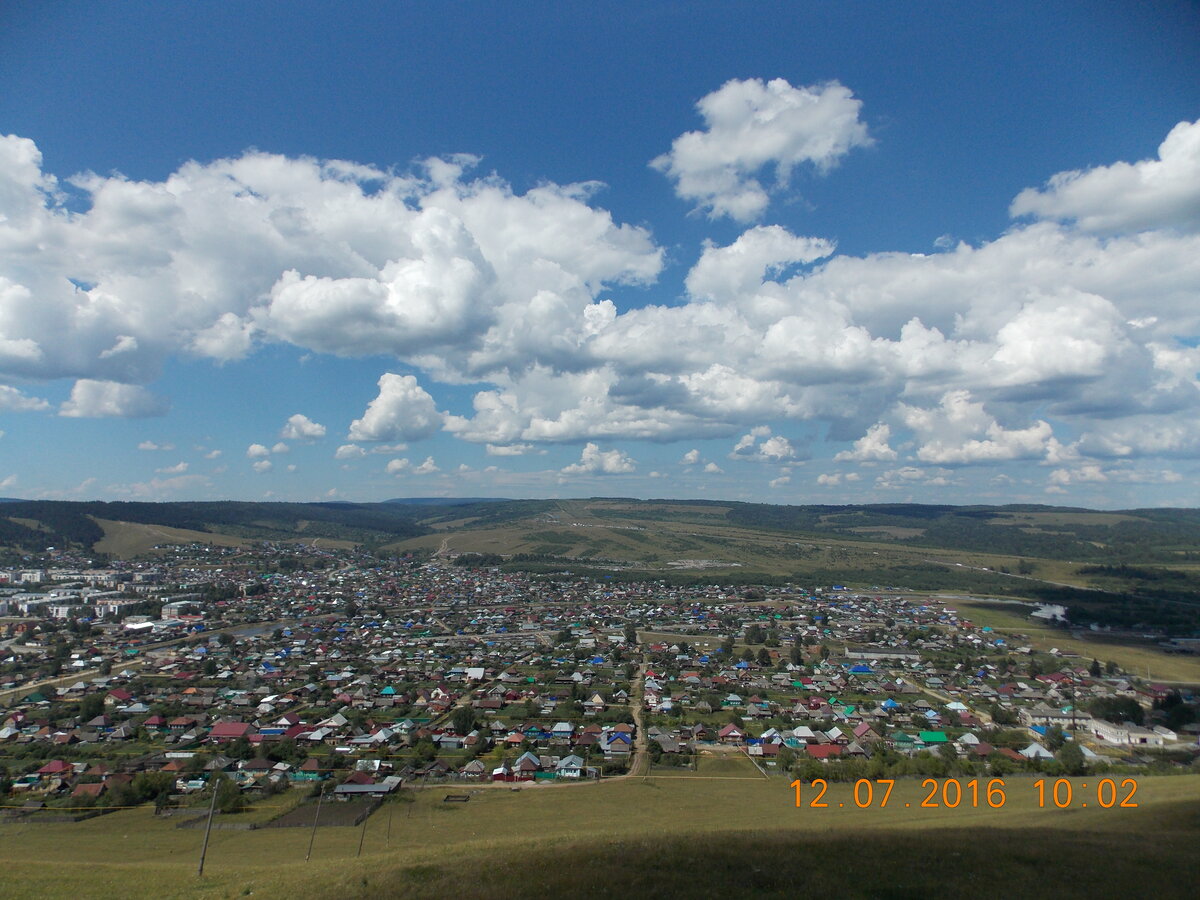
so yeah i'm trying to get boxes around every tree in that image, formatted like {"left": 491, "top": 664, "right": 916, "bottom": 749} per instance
{"left": 212, "top": 772, "right": 246, "bottom": 814}
{"left": 1044, "top": 725, "right": 1066, "bottom": 751}
{"left": 1056, "top": 740, "right": 1086, "bottom": 776}
{"left": 776, "top": 746, "right": 796, "bottom": 771}
{"left": 79, "top": 692, "right": 105, "bottom": 722}
{"left": 756, "top": 648, "right": 771, "bottom": 667}
{"left": 819, "top": 644, "right": 831, "bottom": 661}
{"left": 1089, "top": 658, "right": 1101, "bottom": 678}
{"left": 452, "top": 706, "right": 477, "bottom": 736}
{"left": 1088, "top": 696, "right": 1144, "bottom": 726}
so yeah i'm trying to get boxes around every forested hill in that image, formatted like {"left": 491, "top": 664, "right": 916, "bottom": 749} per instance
{"left": 3, "top": 498, "right": 1200, "bottom": 566}
{"left": 0, "top": 499, "right": 432, "bottom": 552}
{"left": 718, "top": 502, "right": 1200, "bottom": 563}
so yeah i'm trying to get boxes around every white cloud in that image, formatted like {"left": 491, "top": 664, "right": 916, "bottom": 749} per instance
{"left": 204, "top": 449, "right": 222, "bottom": 459}
{"left": 703, "top": 462, "right": 724, "bottom": 474}
{"left": 335, "top": 443, "right": 366, "bottom": 460}
{"left": 280, "top": 413, "right": 326, "bottom": 441}
{"left": 413, "top": 456, "right": 439, "bottom": 475}
{"left": 385, "top": 457, "right": 411, "bottom": 474}
{"left": 4, "top": 114, "right": 1200, "bottom": 489}
{"left": 769, "top": 474, "right": 790, "bottom": 488}
{"left": 246, "top": 443, "right": 270, "bottom": 458}
{"left": 0, "top": 385, "right": 48, "bottom": 412}
{"left": 1011, "top": 119, "right": 1200, "bottom": 233}
{"left": 0, "top": 140, "right": 660, "bottom": 400}
{"left": 271, "top": 442, "right": 290, "bottom": 454}
{"left": 652, "top": 78, "right": 871, "bottom": 221}
{"left": 348, "top": 373, "right": 443, "bottom": 442}
{"left": 59, "top": 380, "right": 167, "bottom": 418}
{"left": 486, "top": 443, "right": 536, "bottom": 456}
{"left": 685, "top": 226, "right": 835, "bottom": 303}
{"left": 155, "top": 461, "right": 188, "bottom": 475}
{"left": 730, "top": 426, "right": 797, "bottom": 462}
{"left": 901, "top": 391, "right": 1057, "bottom": 465}
{"left": 1, "top": 474, "right": 17, "bottom": 489}
{"left": 816, "top": 473, "right": 841, "bottom": 486}
{"left": 107, "top": 473, "right": 209, "bottom": 499}
{"left": 252, "top": 459, "right": 272, "bottom": 473}
{"left": 561, "top": 442, "right": 636, "bottom": 475}
{"left": 137, "top": 440, "right": 174, "bottom": 451}
{"left": 680, "top": 449, "right": 701, "bottom": 465}
{"left": 834, "top": 423, "right": 897, "bottom": 462}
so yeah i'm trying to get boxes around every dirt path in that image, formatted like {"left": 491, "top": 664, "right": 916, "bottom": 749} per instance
{"left": 628, "top": 660, "right": 649, "bottom": 777}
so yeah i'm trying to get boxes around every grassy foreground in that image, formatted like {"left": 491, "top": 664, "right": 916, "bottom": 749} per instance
{"left": 0, "top": 775, "right": 1196, "bottom": 899}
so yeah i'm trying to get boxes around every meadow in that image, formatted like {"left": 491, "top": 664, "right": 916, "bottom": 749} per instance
{"left": 945, "top": 596, "right": 1200, "bottom": 683}
{"left": 1, "top": 774, "right": 1196, "bottom": 899}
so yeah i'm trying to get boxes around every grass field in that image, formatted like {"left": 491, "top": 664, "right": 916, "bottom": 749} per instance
{"left": 93, "top": 518, "right": 253, "bottom": 557}
{"left": 943, "top": 596, "right": 1200, "bottom": 683}
{"left": 92, "top": 518, "right": 359, "bottom": 556}
{"left": 0, "top": 775, "right": 1196, "bottom": 899}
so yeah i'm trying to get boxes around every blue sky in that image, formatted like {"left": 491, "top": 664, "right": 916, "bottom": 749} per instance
{"left": 2, "top": 2, "right": 1199, "bottom": 507}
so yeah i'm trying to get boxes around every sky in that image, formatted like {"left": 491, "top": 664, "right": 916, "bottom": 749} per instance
{"left": 1, "top": 1, "right": 1199, "bottom": 509}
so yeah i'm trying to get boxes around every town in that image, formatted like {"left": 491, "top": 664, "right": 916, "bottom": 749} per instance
{"left": 1, "top": 538, "right": 1195, "bottom": 821}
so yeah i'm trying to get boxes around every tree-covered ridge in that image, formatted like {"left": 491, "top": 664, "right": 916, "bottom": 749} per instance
{"left": 0, "top": 500, "right": 432, "bottom": 551}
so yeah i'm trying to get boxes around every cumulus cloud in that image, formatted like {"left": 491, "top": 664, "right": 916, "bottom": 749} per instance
{"left": 1011, "top": 119, "right": 1200, "bottom": 233}
{"left": 730, "top": 426, "right": 798, "bottom": 462}
{"left": 652, "top": 78, "right": 871, "bottom": 221}
{"left": 0, "top": 385, "right": 49, "bottom": 412}
{"left": 385, "top": 457, "right": 411, "bottom": 474}
{"left": 412, "top": 456, "right": 439, "bottom": 475}
{"left": 680, "top": 449, "right": 701, "bottom": 465}
{"left": 0, "top": 139, "right": 661, "bottom": 400}
{"left": 901, "top": 391, "right": 1059, "bottom": 465}
{"left": 107, "top": 473, "right": 209, "bottom": 499}
{"left": 280, "top": 413, "right": 326, "bottom": 441}
{"left": 246, "top": 443, "right": 271, "bottom": 458}
{"left": 155, "top": 461, "right": 188, "bottom": 475}
{"left": 348, "top": 373, "right": 443, "bottom": 442}
{"left": 251, "top": 459, "right": 272, "bottom": 473}
{"left": 834, "top": 423, "right": 897, "bottom": 462}
{"left": 137, "top": 440, "right": 174, "bottom": 451}
{"left": 485, "top": 443, "right": 537, "bottom": 456}
{"left": 561, "top": 442, "right": 636, "bottom": 475}
{"left": 335, "top": 443, "right": 366, "bottom": 460}
{"left": 59, "top": 380, "right": 167, "bottom": 418}
{"left": 703, "top": 461, "right": 724, "bottom": 474}
{"left": 5, "top": 110, "right": 1200, "bottom": 493}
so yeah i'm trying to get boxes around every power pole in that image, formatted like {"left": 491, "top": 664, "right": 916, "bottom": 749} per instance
{"left": 196, "top": 776, "right": 220, "bottom": 877}
{"left": 305, "top": 787, "right": 326, "bottom": 862}
{"left": 356, "top": 808, "right": 368, "bottom": 857}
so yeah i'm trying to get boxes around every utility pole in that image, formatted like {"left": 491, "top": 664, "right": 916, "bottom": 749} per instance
{"left": 356, "top": 809, "right": 368, "bottom": 857}
{"left": 196, "top": 775, "right": 220, "bottom": 877}
{"left": 305, "top": 787, "right": 326, "bottom": 862}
